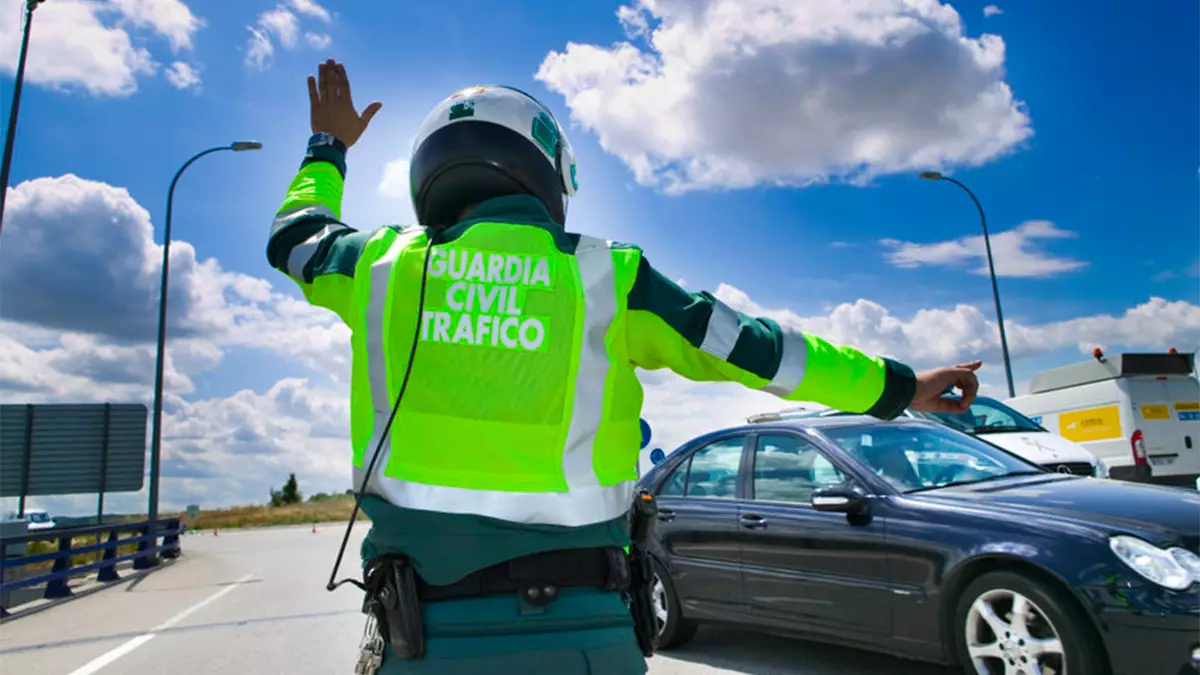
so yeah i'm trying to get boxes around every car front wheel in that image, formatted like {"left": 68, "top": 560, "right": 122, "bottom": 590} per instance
{"left": 953, "top": 570, "right": 1106, "bottom": 675}
{"left": 649, "top": 558, "right": 697, "bottom": 649}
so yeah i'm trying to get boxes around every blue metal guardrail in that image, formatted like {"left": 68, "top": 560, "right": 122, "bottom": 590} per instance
{"left": 0, "top": 517, "right": 183, "bottom": 615}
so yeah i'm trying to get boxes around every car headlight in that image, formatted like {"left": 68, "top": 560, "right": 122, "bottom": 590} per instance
{"left": 1110, "top": 535, "right": 1196, "bottom": 590}
{"left": 1169, "top": 547, "right": 1200, "bottom": 579}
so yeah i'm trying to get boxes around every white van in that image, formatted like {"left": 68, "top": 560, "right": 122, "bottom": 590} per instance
{"left": 4, "top": 509, "right": 55, "bottom": 531}
{"left": 749, "top": 395, "right": 1106, "bottom": 477}
{"left": 1005, "top": 351, "right": 1199, "bottom": 487}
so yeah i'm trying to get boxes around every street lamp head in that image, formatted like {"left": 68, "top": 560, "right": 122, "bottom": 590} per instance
{"left": 919, "top": 171, "right": 943, "bottom": 181}
{"left": 230, "top": 141, "right": 263, "bottom": 152}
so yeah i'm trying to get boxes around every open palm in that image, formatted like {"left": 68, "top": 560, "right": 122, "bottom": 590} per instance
{"left": 308, "top": 59, "right": 381, "bottom": 148}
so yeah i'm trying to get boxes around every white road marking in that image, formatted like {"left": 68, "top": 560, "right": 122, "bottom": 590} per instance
{"left": 66, "top": 571, "right": 258, "bottom": 675}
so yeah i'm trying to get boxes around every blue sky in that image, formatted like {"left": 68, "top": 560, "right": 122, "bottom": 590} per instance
{"left": 1, "top": 0, "right": 1197, "bottom": 513}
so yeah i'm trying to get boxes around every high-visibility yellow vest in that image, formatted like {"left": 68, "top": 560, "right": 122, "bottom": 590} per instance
{"left": 341, "top": 220, "right": 645, "bottom": 526}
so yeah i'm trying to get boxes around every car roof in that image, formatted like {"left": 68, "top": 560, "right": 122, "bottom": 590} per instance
{"left": 724, "top": 414, "right": 935, "bottom": 436}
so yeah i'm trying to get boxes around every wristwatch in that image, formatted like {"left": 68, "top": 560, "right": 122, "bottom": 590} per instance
{"left": 308, "top": 132, "right": 347, "bottom": 155}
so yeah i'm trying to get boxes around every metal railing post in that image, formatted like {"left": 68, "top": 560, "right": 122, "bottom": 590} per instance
{"left": 44, "top": 535, "right": 74, "bottom": 598}
{"left": 97, "top": 528, "right": 120, "bottom": 582}
{"left": 133, "top": 522, "right": 155, "bottom": 570}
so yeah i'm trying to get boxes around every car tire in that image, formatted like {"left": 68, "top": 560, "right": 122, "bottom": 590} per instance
{"left": 650, "top": 558, "right": 697, "bottom": 650}
{"left": 953, "top": 570, "right": 1107, "bottom": 675}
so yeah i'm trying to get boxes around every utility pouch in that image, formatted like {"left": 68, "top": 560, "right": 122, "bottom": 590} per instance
{"left": 363, "top": 555, "right": 426, "bottom": 660}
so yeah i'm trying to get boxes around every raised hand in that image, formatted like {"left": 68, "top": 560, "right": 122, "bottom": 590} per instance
{"left": 308, "top": 59, "right": 382, "bottom": 148}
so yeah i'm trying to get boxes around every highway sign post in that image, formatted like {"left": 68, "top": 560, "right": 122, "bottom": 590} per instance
{"left": 0, "top": 403, "right": 148, "bottom": 525}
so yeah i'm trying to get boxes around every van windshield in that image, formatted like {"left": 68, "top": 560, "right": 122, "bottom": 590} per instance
{"left": 914, "top": 396, "right": 1045, "bottom": 435}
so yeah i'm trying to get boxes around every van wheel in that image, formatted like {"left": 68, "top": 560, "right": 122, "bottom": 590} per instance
{"left": 650, "top": 558, "right": 697, "bottom": 649}
{"left": 954, "top": 571, "right": 1106, "bottom": 675}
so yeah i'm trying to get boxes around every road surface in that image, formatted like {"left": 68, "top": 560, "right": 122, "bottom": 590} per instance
{"left": 0, "top": 525, "right": 955, "bottom": 675}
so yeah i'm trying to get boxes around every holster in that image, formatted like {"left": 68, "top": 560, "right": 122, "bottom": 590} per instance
{"left": 362, "top": 555, "right": 426, "bottom": 660}
{"left": 627, "top": 489, "right": 660, "bottom": 657}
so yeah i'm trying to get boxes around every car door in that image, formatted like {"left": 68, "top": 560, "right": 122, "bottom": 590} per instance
{"left": 738, "top": 431, "right": 892, "bottom": 636}
{"left": 653, "top": 434, "right": 748, "bottom": 613}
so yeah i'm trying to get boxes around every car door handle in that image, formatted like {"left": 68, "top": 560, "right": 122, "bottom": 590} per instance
{"left": 740, "top": 514, "right": 768, "bottom": 530}
{"left": 657, "top": 508, "right": 676, "bottom": 523}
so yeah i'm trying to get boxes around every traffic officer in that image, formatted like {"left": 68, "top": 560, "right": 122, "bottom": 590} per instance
{"left": 266, "top": 59, "right": 981, "bottom": 675}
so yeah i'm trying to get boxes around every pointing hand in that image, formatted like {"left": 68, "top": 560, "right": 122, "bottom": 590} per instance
{"left": 909, "top": 361, "right": 983, "bottom": 413}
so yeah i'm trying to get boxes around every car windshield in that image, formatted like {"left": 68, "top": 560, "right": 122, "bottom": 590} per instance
{"left": 27, "top": 512, "right": 50, "bottom": 523}
{"left": 822, "top": 422, "right": 1046, "bottom": 493}
{"left": 913, "top": 396, "right": 1044, "bottom": 434}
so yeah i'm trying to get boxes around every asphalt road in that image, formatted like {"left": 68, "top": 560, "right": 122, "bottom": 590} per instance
{"left": 0, "top": 525, "right": 956, "bottom": 675}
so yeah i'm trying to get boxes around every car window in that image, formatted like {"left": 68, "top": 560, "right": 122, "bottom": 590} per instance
{"left": 824, "top": 423, "right": 1039, "bottom": 492}
{"left": 753, "top": 434, "right": 846, "bottom": 503}
{"left": 915, "top": 397, "right": 1042, "bottom": 434}
{"left": 658, "top": 459, "right": 687, "bottom": 496}
{"left": 682, "top": 437, "right": 745, "bottom": 499}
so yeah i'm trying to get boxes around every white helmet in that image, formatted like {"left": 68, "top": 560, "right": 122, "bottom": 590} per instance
{"left": 409, "top": 85, "right": 578, "bottom": 226}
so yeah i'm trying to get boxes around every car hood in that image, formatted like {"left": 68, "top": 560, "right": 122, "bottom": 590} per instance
{"left": 919, "top": 475, "right": 1200, "bottom": 548}
{"left": 976, "top": 431, "right": 1095, "bottom": 465}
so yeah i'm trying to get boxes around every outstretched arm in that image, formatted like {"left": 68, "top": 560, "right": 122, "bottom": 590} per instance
{"left": 265, "top": 59, "right": 383, "bottom": 324}
{"left": 624, "top": 253, "right": 979, "bottom": 418}
{"left": 266, "top": 145, "right": 371, "bottom": 323}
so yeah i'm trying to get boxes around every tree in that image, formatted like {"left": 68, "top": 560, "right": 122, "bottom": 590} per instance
{"left": 280, "top": 473, "right": 302, "bottom": 505}
{"left": 267, "top": 473, "right": 303, "bottom": 507}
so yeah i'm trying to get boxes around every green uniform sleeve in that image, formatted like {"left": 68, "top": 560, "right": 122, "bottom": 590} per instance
{"left": 266, "top": 143, "right": 373, "bottom": 325}
{"left": 624, "top": 254, "right": 916, "bottom": 419}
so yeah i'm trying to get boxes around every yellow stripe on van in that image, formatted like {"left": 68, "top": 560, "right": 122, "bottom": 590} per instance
{"left": 1060, "top": 405, "right": 1122, "bottom": 442}
{"left": 1140, "top": 404, "right": 1170, "bottom": 420}
{"left": 1174, "top": 401, "right": 1199, "bottom": 412}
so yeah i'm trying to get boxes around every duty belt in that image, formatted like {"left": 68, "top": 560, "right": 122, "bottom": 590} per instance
{"left": 417, "top": 546, "right": 630, "bottom": 605}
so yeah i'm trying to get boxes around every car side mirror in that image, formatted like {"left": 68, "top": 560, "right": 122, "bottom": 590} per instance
{"left": 811, "top": 485, "right": 868, "bottom": 515}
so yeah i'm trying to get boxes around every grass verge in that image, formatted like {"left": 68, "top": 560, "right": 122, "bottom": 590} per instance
{"left": 181, "top": 494, "right": 367, "bottom": 531}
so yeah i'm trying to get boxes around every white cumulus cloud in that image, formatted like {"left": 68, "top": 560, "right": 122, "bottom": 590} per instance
{"left": 984, "top": 5, "right": 1004, "bottom": 17}
{"left": 0, "top": 0, "right": 205, "bottom": 97}
{"left": 245, "top": 26, "right": 275, "bottom": 71}
{"left": 535, "top": 0, "right": 1033, "bottom": 193}
{"left": 305, "top": 31, "right": 332, "bottom": 50}
{"left": 290, "top": 0, "right": 332, "bottom": 22}
{"left": 0, "top": 174, "right": 352, "bottom": 379}
{"left": 881, "top": 219, "right": 1088, "bottom": 278}
{"left": 376, "top": 157, "right": 415, "bottom": 220}
{"left": 164, "top": 61, "right": 200, "bottom": 89}
{"left": 106, "top": 0, "right": 205, "bottom": 52}
{"left": 245, "top": 2, "right": 335, "bottom": 71}
{"left": 0, "top": 0, "right": 152, "bottom": 96}
{"left": 258, "top": 5, "right": 300, "bottom": 49}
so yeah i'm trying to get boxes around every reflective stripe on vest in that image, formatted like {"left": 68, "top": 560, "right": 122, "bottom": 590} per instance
{"left": 352, "top": 227, "right": 635, "bottom": 527}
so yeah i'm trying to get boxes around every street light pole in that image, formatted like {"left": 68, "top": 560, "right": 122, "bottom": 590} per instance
{"left": 143, "top": 142, "right": 262, "bottom": 567}
{"left": 920, "top": 171, "right": 1016, "bottom": 398}
{"left": 0, "top": 0, "right": 47, "bottom": 238}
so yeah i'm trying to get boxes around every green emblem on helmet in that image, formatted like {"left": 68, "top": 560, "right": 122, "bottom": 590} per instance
{"left": 530, "top": 112, "right": 559, "bottom": 157}
{"left": 449, "top": 100, "right": 475, "bottom": 121}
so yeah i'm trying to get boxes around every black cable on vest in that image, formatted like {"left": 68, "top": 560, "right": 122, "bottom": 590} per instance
{"left": 326, "top": 226, "right": 442, "bottom": 593}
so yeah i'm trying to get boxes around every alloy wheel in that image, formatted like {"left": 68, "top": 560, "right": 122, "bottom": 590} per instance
{"left": 651, "top": 572, "right": 669, "bottom": 636}
{"left": 964, "top": 588, "right": 1066, "bottom": 675}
